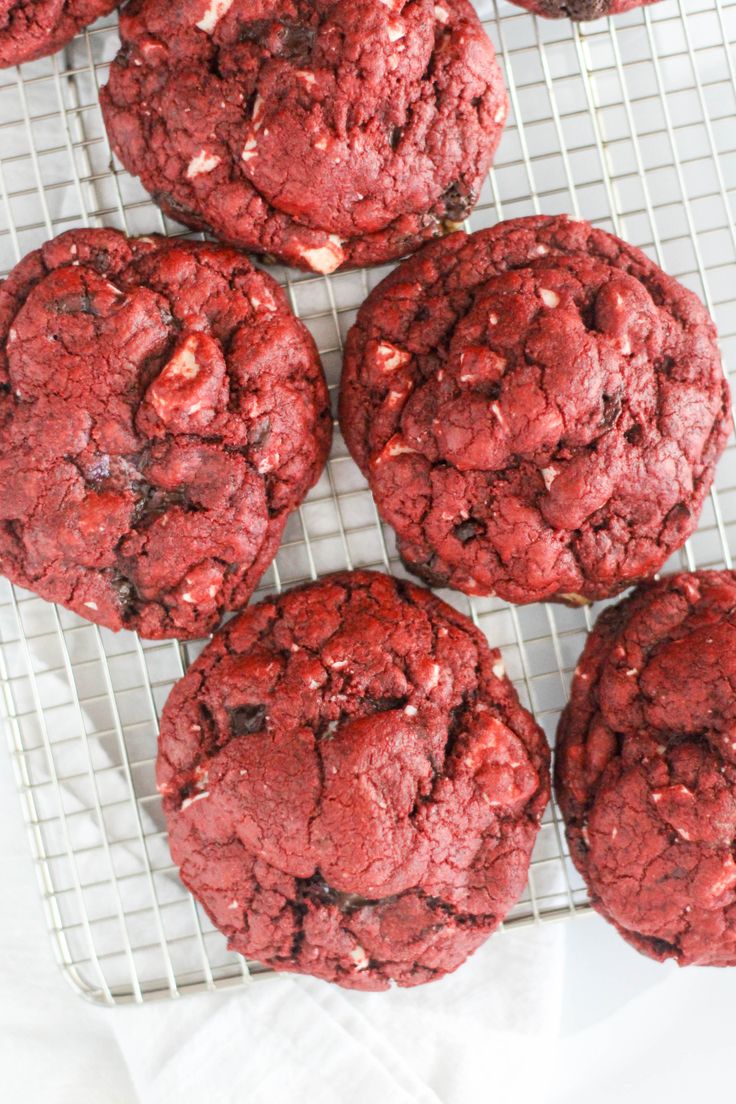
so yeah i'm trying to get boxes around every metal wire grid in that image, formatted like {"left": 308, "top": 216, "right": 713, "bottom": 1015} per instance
{"left": 0, "top": 0, "right": 734, "bottom": 1006}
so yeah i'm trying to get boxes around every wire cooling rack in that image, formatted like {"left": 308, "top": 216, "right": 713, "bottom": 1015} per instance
{"left": 0, "top": 0, "right": 734, "bottom": 1006}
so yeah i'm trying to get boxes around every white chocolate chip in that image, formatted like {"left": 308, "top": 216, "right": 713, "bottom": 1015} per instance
{"left": 256, "top": 450, "right": 280, "bottom": 474}
{"left": 375, "top": 341, "right": 411, "bottom": 372}
{"left": 492, "top": 658, "right": 505, "bottom": 679}
{"left": 161, "top": 336, "right": 200, "bottom": 382}
{"left": 459, "top": 347, "right": 506, "bottom": 383}
{"left": 70, "top": 244, "right": 78, "bottom": 256}
{"left": 387, "top": 19, "right": 405, "bottom": 41}
{"left": 83, "top": 600, "right": 98, "bottom": 610}
{"left": 227, "top": 899, "right": 239, "bottom": 910}
{"left": 707, "top": 856, "right": 736, "bottom": 898}
{"left": 308, "top": 678, "right": 321, "bottom": 690}
{"left": 350, "top": 946, "right": 370, "bottom": 971}
{"left": 298, "top": 234, "right": 345, "bottom": 274}
{"left": 251, "top": 94, "right": 266, "bottom": 131}
{"left": 140, "top": 38, "right": 166, "bottom": 61}
{"left": 620, "top": 337, "right": 632, "bottom": 355}
{"left": 314, "top": 136, "right": 328, "bottom": 151}
{"left": 148, "top": 331, "right": 221, "bottom": 424}
{"left": 488, "top": 313, "right": 498, "bottom": 326}
{"left": 540, "top": 288, "right": 560, "bottom": 308}
{"left": 196, "top": 0, "right": 234, "bottom": 34}
{"left": 490, "top": 401, "right": 506, "bottom": 428}
{"left": 424, "top": 662, "right": 441, "bottom": 691}
{"left": 404, "top": 704, "right": 418, "bottom": 717}
{"left": 378, "top": 435, "right": 418, "bottom": 461}
{"left": 494, "top": 105, "right": 506, "bottom": 124}
{"left": 242, "top": 137, "right": 258, "bottom": 162}
{"left": 178, "top": 564, "right": 224, "bottom": 607}
{"left": 181, "top": 791, "right": 210, "bottom": 810}
{"left": 534, "top": 244, "right": 549, "bottom": 256}
{"left": 295, "top": 70, "right": 316, "bottom": 86}
{"left": 248, "top": 288, "right": 277, "bottom": 312}
{"left": 667, "top": 784, "right": 694, "bottom": 800}
{"left": 434, "top": 4, "right": 449, "bottom": 21}
{"left": 625, "top": 668, "right": 638, "bottom": 677}
{"left": 186, "top": 148, "right": 221, "bottom": 178}
{"left": 541, "top": 466, "right": 558, "bottom": 490}
{"left": 681, "top": 577, "right": 701, "bottom": 602}
{"left": 8, "top": 328, "right": 18, "bottom": 342}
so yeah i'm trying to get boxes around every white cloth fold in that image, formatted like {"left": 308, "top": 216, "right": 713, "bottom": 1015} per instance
{"left": 110, "top": 925, "right": 564, "bottom": 1104}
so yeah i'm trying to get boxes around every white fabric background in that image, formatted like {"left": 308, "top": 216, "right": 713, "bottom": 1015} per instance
{"left": 1, "top": 743, "right": 732, "bottom": 1104}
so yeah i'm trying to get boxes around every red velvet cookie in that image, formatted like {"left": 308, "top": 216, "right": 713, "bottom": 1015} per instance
{"left": 0, "top": 228, "right": 331, "bottom": 639}
{"left": 556, "top": 571, "right": 736, "bottom": 966}
{"left": 339, "top": 215, "right": 730, "bottom": 605}
{"left": 510, "top": 0, "right": 658, "bottom": 19}
{"left": 100, "top": 0, "right": 507, "bottom": 273}
{"left": 157, "top": 570, "right": 550, "bottom": 989}
{"left": 0, "top": 0, "right": 118, "bottom": 68}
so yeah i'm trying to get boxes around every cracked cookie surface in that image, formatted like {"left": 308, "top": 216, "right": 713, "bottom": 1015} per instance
{"left": 0, "top": 228, "right": 331, "bottom": 639}
{"left": 157, "top": 570, "right": 550, "bottom": 989}
{"left": 339, "top": 215, "right": 731, "bottom": 605}
{"left": 100, "top": 0, "right": 507, "bottom": 273}
{"left": 0, "top": 0, "right": 118, "bottom": 68}
{"left": 556, "top": 571, "right": 736, "bottom": 966}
